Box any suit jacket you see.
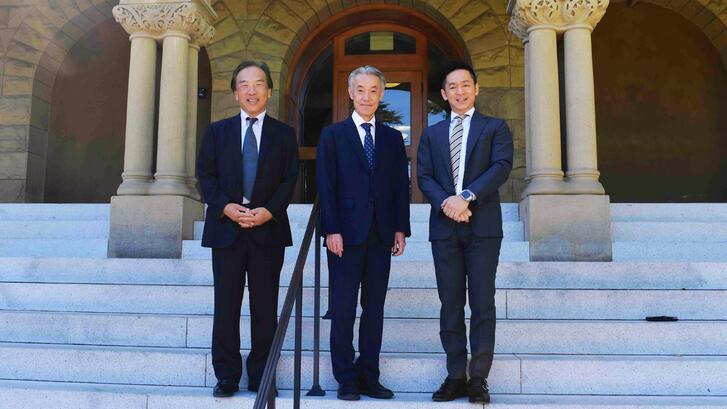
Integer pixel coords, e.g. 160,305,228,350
316,117,411,246
417,111,513,241
197,113,299,248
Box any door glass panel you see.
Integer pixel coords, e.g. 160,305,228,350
345,32,416,55
377,82,411,146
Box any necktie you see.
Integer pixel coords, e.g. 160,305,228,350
450,114,467,183
361,122,374,171
242,117,259,201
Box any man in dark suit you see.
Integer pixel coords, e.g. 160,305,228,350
316,65,411,401
417,62,513,404
196,61,299,398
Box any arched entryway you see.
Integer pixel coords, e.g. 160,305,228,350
285,5,469,203
42,20,213,203
593,2,727,202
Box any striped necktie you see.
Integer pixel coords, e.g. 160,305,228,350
450,114,467,183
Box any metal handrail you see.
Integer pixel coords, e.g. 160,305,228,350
253,200,324,409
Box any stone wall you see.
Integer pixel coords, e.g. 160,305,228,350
1,0,725,202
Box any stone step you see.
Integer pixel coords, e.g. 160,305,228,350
1,343,726,395
181,240,531,261
2,219,724,243
610,203,727,222
3,281,726,320
3,257,726,290
612,242,727,262
0,239,108,257
0,203,109,221
0,220,109,239
3,381,727,409
3,310,726,355
192,220,527,241
612,222,727,242
278,203,522,223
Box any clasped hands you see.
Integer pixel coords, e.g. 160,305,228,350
224,203,273,229
441,195,472,223
326,231,406,258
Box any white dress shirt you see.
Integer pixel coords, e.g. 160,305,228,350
352,110,376,147
240,109,266,204
449,107,476,194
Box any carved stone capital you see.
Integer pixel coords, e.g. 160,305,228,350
563,0,609,27
507,0,609,33
113,1,216,45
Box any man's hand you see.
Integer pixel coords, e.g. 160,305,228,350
239,207,273,229
392,232,406,256
326,234,343,257
456,208,473,223
223,203,249,223
441,195,469,221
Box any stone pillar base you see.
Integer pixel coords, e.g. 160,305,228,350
520,194,612,261
108,195,203,258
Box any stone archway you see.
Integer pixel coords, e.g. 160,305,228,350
635,0,727,67
0,0,118,202
593,1,727,202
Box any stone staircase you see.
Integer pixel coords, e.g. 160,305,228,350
1,203,727,408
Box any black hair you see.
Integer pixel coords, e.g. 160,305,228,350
440,61,478,90
230,61,274,91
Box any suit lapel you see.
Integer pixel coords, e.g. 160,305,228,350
344,117,369,170
374,122,386,174
258,115,274,169
464,111,485,169
436,118,455,189
228,115,243,184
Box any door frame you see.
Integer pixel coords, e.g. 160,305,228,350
285,4,470,202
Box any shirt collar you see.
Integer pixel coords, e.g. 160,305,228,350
450,107,475,121
241,109,266,124
352,110,376,129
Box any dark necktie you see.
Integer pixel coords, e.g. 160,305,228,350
361,122,374,171
242,117,259,201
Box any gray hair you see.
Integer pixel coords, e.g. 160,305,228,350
348,65,386,90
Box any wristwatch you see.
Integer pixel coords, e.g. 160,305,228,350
459,189,476,202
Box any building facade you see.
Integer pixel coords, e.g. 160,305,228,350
0,0,725,259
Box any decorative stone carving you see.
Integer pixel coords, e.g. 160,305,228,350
112,2,216,44
563,0,609,27
508,0,609,33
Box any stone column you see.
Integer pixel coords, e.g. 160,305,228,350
511,19,532,181
186,43,201,200
110,0,216,258
508,0,612,261
148,31,192,197
113,27,157,195
524,26,565,196
563,0,608,194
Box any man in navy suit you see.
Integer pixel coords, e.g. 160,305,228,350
317,65,411,401
417,62,513,404
197,61,299,398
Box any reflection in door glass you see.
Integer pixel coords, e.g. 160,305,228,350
377,82,411,146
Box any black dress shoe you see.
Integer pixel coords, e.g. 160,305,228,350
213,380,239,397
432,377,468,402
337,381,360,401
467,377,491,403
358,378,394,399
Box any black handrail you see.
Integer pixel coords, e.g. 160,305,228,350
253,200,323,409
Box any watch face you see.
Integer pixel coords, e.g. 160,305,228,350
461,191,472,200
